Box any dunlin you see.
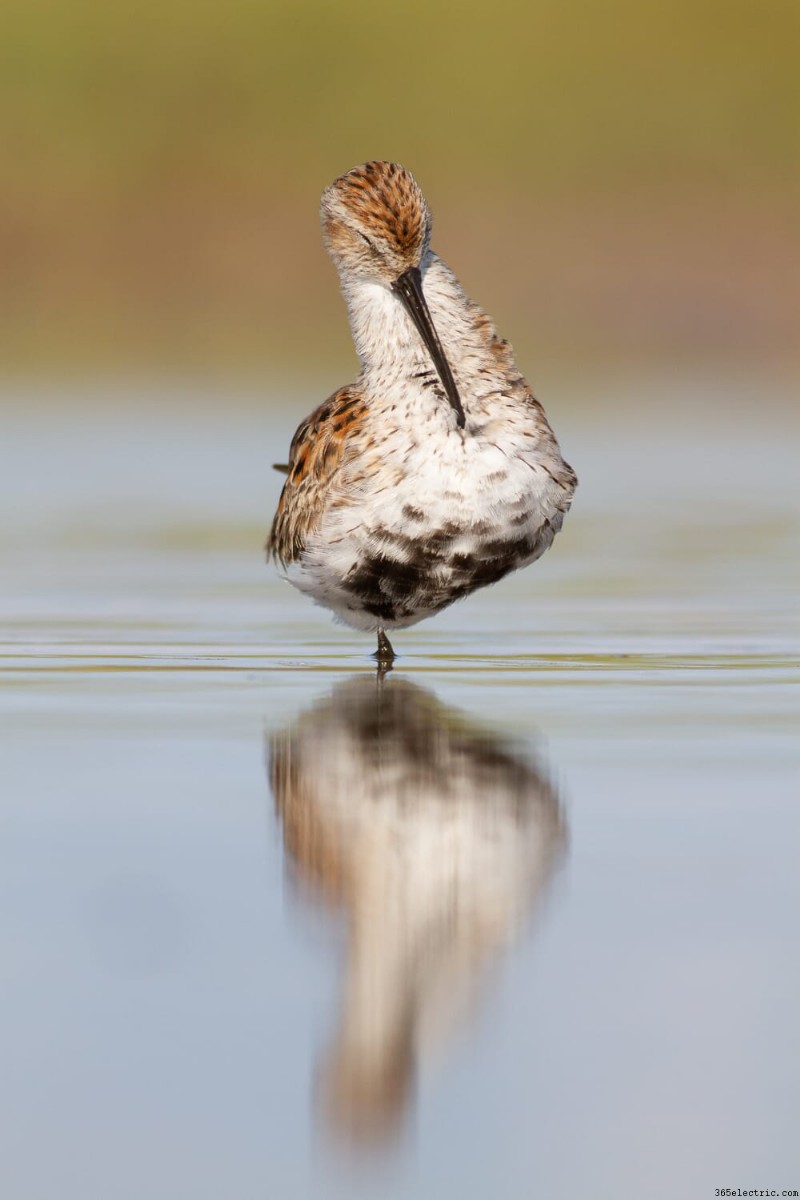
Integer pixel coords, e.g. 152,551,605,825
268,161,576,663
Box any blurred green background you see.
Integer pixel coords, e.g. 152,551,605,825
2,0,798,381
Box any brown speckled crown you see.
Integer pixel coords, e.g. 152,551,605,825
326,161,430,257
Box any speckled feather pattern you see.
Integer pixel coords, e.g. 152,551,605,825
268,161,577,633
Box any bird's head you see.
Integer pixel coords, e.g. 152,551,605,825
320,160,431,284
320,161,464,427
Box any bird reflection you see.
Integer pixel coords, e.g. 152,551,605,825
268,676,566,1149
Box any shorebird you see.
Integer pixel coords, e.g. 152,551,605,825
268,161,576,663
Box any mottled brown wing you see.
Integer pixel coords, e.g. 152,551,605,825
267,386,368,565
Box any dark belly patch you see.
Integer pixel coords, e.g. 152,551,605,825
342,524,543,622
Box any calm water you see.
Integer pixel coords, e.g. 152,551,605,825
1,379,798,1199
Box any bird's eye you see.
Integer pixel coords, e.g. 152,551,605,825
358,232,375,251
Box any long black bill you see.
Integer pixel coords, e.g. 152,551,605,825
392,266,465,428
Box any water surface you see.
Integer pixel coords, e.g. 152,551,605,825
1,380,798,1198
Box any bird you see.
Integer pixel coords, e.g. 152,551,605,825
268,161,576,664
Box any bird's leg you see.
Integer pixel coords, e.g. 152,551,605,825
374,627,396,671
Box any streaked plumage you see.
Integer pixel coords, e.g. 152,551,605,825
268,161,576,660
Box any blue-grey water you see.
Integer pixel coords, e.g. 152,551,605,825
1,377,798,1199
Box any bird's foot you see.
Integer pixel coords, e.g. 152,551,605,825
374,628,396,676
